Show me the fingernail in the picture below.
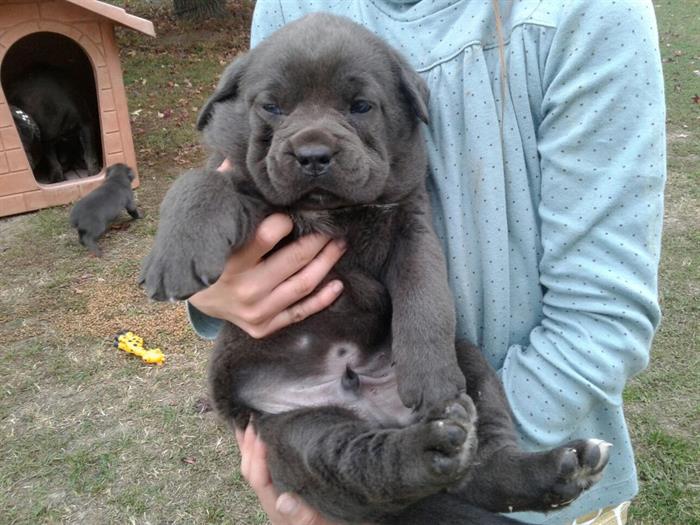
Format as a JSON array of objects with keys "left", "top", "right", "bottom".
[
  {"left": 336, "top": 238, "right": 347, "bottom": 251},
  {"left": 276, "top": 493, "right": 299, "bottom": 515},
  {"left": 330, "top": 280, "right": 344, "bottom": 293}
]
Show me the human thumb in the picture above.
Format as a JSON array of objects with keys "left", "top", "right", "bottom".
[{"left": 276, "top": 493, "right": 326, "bottom": 525}]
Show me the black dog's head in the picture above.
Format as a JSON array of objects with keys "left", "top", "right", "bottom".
[{"left": 197, "top": 13, "right": 429, "bottom": 209}]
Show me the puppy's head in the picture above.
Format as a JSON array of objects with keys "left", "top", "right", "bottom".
[
  {"left": 105, "top": 163, "right": 135, "bottom": 183},
  {"left": 198, "top": 13, "right": 429, "bottom": 208}
]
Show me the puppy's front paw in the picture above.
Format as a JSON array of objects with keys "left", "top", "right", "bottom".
[
  {"left": 140, "top": 231, "right": 231, "bottom": 301},
  {"left": 397, "top": 360, "right": 466, "bottom": 413},
  {"left": 139, "top": 168, "right": 253, "bottom": 301}
]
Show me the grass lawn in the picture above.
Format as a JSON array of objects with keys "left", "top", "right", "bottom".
[
  {"left": 0, "top": 1, "right": 697, "bottom": 524},
  {"left": 623, "top": 1, "right": 700, "bottom": 523}
]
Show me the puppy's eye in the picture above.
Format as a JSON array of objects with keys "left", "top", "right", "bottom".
[
  {"left": 350, "top": 100, "right": 372, "bottom": 114},
  {"left": 262, "top": 103, "right": 283, "bottom": 115}
]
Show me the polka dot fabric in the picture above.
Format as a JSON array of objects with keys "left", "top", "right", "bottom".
[{"left": 248, "top": 1, "right": 666, "bottom": 523}]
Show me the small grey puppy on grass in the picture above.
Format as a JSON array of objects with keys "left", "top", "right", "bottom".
[{"left": 70, "top": 163, "right": 141, "bottom": 256}]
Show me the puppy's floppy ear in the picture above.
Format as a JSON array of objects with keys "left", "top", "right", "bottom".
[
  {"left": 391, "top": 50, "right": 430, "bottom": 125},
  {"left": 196, "top": 53, "right": 250, "bottom": 131}
]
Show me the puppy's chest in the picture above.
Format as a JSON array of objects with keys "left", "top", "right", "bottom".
[{"left": 290, "top": 205, "right": 399, "bottom": 271}]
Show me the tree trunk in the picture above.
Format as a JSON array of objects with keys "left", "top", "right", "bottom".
[{"left": 173, "top": 0, "right": 227, "bottom": 20}]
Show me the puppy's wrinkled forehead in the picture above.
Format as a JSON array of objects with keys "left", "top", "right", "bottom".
[
  {"left": 246, "top": 15, "right": 392, "bottom": 102},
  {"left": 196, "top": 13, "right": 428, "bottom": 136}
]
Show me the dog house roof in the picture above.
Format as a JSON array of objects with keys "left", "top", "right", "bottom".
[{"left": 63, "top": 0, "right": 156, "bottom": 36}]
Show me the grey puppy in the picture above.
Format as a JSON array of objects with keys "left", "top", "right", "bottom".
[
  {"left": 70, "top": 163, "right": 141, "bottom": 256},
  {"left": 141, "top": 14, "right": 609, "bottom": 525}
]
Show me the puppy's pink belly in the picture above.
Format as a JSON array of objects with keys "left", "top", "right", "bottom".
[{"left": 242, "top": 342, "right": 416, "bottom": 427}]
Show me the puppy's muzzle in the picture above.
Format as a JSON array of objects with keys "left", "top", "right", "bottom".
[
  {"left": 295, "top": 143, "right": 332, "bottom": 177},
  {"left": 290, "top": 128, "right": 337, "bottom": 178}
]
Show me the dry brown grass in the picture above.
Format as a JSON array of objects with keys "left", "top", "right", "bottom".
[{"left": 0, "top": 2, "right": 266, "bottom": 524}]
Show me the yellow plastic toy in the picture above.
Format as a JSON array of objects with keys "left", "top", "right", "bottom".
[{"left": 114, "top": 331, "right": 165, "bottom": 365}]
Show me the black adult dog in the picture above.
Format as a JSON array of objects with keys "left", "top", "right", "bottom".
[
  {"left": 6, "top": 67, "right": 100, "bottom": 183},
  {"left": 10, "top": 106, "right": 41, "bottom": 171},
  {"left": 141, "top": 14, "right": 609, "bottom": 525}
]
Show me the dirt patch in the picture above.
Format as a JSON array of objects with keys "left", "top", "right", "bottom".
[
  {"left": 53, "top": 277, "right": 194, "bottom": 347},
  {"left": 0, "top": 6, "right": 262, "bottom": 521}
]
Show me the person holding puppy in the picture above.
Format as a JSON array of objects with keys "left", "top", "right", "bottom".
[{"left": 188, "top": 1, "right": 666, "bottom": 524}]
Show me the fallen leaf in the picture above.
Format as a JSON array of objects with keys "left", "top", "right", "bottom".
[{"left": 193, "top": 397, "right": 213, "bottom": 414}]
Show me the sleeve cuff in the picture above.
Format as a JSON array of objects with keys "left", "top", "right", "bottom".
[{"left": 186, "top": 301, "right": 223, "bottom": 341}]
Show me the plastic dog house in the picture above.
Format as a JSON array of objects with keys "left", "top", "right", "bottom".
[{"left": 0, "top": 0, "right": 155, "bottom": 217}]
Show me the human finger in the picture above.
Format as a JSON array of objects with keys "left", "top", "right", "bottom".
[
  {"left": 246, "top": 434, "right": 287, "bottom": 522},
  {"left": 237, "top": 427, "right": 338, "bottom": 525},
  {"left": 256, "top": 279, "right": 344, "bottom": 338},
  {"left": 230, "top": 214, "right": 295, "bottom": 271},
  {"left": 242, "top": 238, "right": 346, "bottom": 326},
  {"left": 276, "top": 493, "right": 335, "bottom": 525},
  {"left": 257, "top": 232, "right": 339, "bottom": 285},
  {"left": 229, "top": 234, "right": 339, "bottom": 311},
  {"left": 239, "top": 423, "right": 256, "bottom": 480},
  {"left": 247, "top": 433, "right": 272, "bottom": 490},
  {"left": 217, "top": 158, "right": 234, "bottom": 172}
]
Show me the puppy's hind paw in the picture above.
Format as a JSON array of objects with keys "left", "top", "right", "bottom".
[
  {"left": 423, "top": 395, "right": 478, "bottom": 481},
  {"left": 560, "top": 439, "right": 611, "bottom": 488},
  {"left": 544, "top": 438, "right": 611, "bottom": 509}
]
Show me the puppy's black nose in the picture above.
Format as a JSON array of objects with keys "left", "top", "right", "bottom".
[{"left": 295, "top": 143, "right": 332, "bottom": 177}]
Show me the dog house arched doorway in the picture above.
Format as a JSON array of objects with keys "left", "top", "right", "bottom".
[
  {"left": 0, "top": 0, "right": 154, "bottom": 218},
  {"left": 2, "top": 31, "right": 104, "bottom": 184}
]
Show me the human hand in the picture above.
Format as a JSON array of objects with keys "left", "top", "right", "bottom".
[
  {"left": 235, "top": 424, "right": 338, "bottom": 525},
  {"left": 188, "top": 213, "right": 346, "bottom": 338}
]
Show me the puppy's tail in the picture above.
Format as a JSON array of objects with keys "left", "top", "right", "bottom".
[{"left": 380, "top": 493, "right": 525, "bottom": 525}]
